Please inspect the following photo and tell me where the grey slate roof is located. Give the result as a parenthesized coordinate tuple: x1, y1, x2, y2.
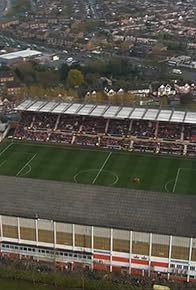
(0, 175, 196, 238)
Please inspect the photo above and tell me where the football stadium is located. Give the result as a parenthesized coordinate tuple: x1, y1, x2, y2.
(0, 100, 196, 283)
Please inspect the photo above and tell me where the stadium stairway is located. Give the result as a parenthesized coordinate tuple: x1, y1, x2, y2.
(181, 125, 184, 141)
(54, 115, 61, 131)
(71, 135, 76, 144)
(155, 121, 159, 137)
(105, 119, 110, 134)
(30, 116, 35, 129)
(183, 144, 187, 155)
(128, 120, 133, 133)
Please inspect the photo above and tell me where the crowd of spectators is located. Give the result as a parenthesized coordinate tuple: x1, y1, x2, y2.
(132, 141, 157, 152)
(107, 119, 130, 137)
(159, 142, 183, 155)
(157, 122, 182, 141)
(20, 112, 34, 128)
(15, 127, 48, 142)
(75, 135, 98, 146)
(186, 144, 196, 156)
(80, 116, 107, 134)
(57, 115, 80, 132)
(100, 136, 129, 149)
(32, 112, 58, 130)
(184, 124, 196, 141)
(130, 120, 156, 138)
(13, 111, 196, 156)
(50, 132, 73, 144)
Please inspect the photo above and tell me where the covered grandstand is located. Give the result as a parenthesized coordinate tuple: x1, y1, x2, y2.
(12, 100, 196, 155)
(0, 176, 196, 282)
(0, 100, 196, 282)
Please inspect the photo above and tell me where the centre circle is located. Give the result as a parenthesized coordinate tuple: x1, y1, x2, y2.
(74, 169, 118, 186)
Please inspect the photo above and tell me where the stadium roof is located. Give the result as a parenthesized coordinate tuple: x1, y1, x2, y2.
(0, 49, 42, 60)
(0, 175, 196, 238)
(15, 100, 196, 124)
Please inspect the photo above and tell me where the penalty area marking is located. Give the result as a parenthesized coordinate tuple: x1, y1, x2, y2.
(0, 160, 7, 168)
(172, 167, 196, 193)
(20, 164, 32, 177)
(164, 179, 175, 193)
(16, 153, 37, 177)
(74, 169, 119, 186)
(0, 142, 13, 156)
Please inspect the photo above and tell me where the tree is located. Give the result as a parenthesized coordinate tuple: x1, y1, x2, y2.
(66, 69, 84, 88)
(180, 93, 193, 106)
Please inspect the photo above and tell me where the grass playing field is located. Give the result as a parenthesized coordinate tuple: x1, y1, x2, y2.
(0, 140, 196, 195)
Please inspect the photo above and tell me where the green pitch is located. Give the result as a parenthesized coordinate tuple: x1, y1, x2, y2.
(0, 141, 196, 194)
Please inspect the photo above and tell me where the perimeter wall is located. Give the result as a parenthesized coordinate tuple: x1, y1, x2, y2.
(0, 215, 196, 282)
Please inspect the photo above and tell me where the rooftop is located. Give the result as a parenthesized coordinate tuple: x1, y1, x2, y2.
(0, 49, 42, 60)
(15, 100, 196, 124)
(0, 175, 195, 238)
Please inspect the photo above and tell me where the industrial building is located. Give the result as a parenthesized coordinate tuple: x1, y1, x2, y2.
(0, 176, 196, 282)
(0, 49, 42, 64)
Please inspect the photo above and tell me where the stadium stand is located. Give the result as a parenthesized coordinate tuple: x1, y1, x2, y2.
(12, 101, 196, 156)
(0, 176, 195, 282)
(130, 120, 156, 138)
(2, 100, 196, 284)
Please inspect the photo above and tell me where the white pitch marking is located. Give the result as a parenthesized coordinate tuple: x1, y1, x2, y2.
(20, 164, 32, 176)
(0, 160, 7, 168)
(0, 142, 13, 156)
(16, 153, 37, 177)
(172, 167, 181, 193)
(92, 151, 112, 184)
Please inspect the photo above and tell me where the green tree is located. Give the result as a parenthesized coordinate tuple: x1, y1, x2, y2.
(66, 69, 84, 88)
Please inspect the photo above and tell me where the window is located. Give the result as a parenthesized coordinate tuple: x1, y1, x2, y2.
(190, 266, 195, 271)
(183, 265, 188, 270)
(28, 248, 31, 251)
(177, 264, 182, 269)
(60, 252, 63, 256)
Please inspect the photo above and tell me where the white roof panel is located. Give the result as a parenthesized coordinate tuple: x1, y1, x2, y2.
(52, 103, 70, 113)
(15, 100, 35, 111)
(157, 110, 172, 121)
(27, 101, 45, 112)
(77, 104, 95, 115)
(129, 108, 146, 119)
(184, 112, 196, 124)
(170, 111, 186, 123)
(90, 105, 108, 116)
(115, 107, 133, 119)
(39, 102, 58, 112)
(64, 103, 83, 114)
(0, 49, 41, 60)
(103, 106, 120, 118)
(143, 109, 159, 121)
